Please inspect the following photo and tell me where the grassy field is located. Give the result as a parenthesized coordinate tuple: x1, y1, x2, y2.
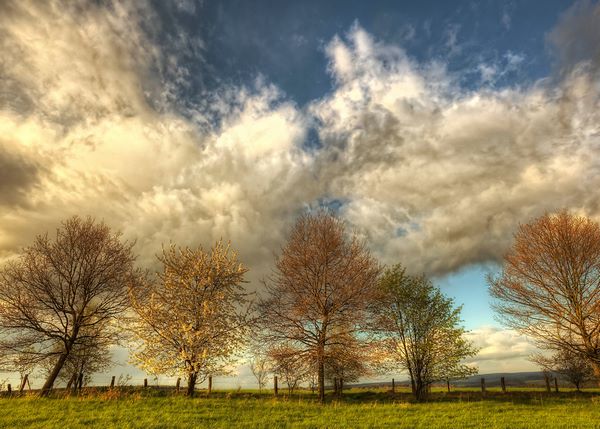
(1, 388, 599, 428)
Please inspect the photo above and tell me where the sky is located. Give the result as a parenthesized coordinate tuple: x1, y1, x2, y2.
(1, 0, 600, 387)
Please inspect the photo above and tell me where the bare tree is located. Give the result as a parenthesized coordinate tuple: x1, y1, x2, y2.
(258, 211, 381, 403)
(60, 327, 113, 392)
(532, 349, 596, 391)
(371, 265, 478, 401)
(129, 240, 251, 397)
(248, 344, 272, 392)
(489, 211, 600, 382)
(0, 216, 137, 395)
(12, 347, 37, 390)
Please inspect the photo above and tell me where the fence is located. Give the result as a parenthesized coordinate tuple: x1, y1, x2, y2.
(0, 373, 570, 396)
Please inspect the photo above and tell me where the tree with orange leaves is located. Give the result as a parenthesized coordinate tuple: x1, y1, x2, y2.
(258, 211, 381, 403)
(489, 211, 600, 383)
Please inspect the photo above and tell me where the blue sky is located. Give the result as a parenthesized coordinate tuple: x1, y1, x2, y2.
(150, 0, 568, 105)
(1, 0, 600, 386)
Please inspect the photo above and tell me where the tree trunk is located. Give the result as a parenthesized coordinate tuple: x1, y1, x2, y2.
(413, 378, 427, 402)
(317, 355, 325, 404)
(40, 352, 70, 396)
(77, 372, 84, 391)
(186, 372, 197, 397)
(66, 373, 76, 391)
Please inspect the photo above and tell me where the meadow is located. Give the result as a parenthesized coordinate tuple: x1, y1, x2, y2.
(1, 387, 599, 429)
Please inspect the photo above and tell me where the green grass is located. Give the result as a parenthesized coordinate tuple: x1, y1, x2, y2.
(1, 388, 599, 428)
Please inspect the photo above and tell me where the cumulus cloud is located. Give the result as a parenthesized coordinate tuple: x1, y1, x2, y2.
(0, 0, 317, 279)
(311, 10, 600, 274)
(0, 143, 42, 206)
(465, 326, 538, 373)
(547, 0, 600, 78)
(1, 0, 600, 282)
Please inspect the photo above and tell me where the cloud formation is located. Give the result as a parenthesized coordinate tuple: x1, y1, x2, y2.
(312, 17, 600, 274)
(0, 0, 317, 277)
(1, 0, 599, 284)
(465, 326, 538, 373)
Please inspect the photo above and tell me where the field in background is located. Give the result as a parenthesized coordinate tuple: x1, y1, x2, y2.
(1, 387, 599, 428)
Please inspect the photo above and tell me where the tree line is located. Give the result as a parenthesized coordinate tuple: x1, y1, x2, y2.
(0, 210, 598, 402)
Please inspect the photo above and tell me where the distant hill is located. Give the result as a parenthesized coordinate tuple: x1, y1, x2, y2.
(350, 372, 590, 389)
(452, 372, 548, 387)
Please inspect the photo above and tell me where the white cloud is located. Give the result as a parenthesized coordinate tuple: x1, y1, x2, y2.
(311, 17, 600, 275)
(466, 326, 538, 373)
(0, 1, 318, 282)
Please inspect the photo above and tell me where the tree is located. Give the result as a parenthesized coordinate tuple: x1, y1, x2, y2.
(248, 343, 272, 392)
(371, 265, 478, 401)
(268, 345, 310, 394)
(129, 240, 251, 397)
(258, 212, 381, 403)
(38, 334, 113, 393)
(60, 326, 113, 392)
(0, 216, 137, 395)
(489, 211, 600, 383)
(324, 339, 370, 394)
(532, 349, 596, 391)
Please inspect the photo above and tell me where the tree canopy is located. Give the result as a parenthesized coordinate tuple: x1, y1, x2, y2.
(489, 211, 600, 383)
(129, 240, 251, 396)
(258, 211, 381, 402)
(0, 216, 137, 395)
(371, 264, 478, 401)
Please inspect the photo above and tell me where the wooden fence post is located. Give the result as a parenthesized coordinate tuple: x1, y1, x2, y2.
(144, 378, 148, 388)
(19, 374, 28, 393)
(110, 376, 115, 389)
(501, 377, 506, 393)
(274, 376, 278, 396)
(480, 378, 486, 394)
(176, 378, 181, 393)
(544, 373, 551, 393)
(208, 376, 212, 395)
(7, 384, 11, 395)
(554, 377, 559, 393)
(392, 378, 395, 393)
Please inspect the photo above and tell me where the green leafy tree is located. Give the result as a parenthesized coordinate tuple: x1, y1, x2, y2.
(371, 265, 478, 401)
